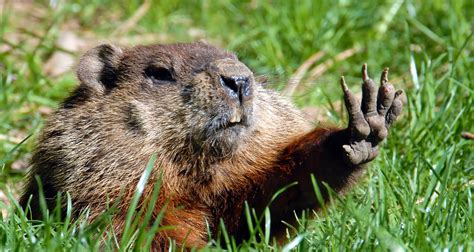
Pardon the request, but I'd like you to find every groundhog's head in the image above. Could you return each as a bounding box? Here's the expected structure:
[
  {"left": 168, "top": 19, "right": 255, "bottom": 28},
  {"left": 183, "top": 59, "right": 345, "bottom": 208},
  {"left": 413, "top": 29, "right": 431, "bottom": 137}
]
[{"left": 73, "top": 42, "right": 256, "bottom": 162}]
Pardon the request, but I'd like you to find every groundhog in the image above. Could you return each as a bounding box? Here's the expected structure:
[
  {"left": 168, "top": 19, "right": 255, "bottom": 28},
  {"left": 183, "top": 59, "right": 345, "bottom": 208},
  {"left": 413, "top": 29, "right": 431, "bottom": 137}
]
[{"left": 19, "top": 42, "right": 404, "bottom": 249}]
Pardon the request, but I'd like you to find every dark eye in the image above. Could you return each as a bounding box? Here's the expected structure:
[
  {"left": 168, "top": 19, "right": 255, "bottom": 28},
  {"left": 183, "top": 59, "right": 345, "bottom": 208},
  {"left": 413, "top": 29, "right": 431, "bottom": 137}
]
[{"left": 145, "top": 66, "right": 175, "bottom": 83}]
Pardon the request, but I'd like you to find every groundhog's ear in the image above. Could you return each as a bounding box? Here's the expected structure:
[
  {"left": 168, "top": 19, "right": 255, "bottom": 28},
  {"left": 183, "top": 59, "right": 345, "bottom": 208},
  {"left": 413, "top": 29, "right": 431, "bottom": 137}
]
[{"left": 77, "top": 44, "right": 123, "bottom": 94}]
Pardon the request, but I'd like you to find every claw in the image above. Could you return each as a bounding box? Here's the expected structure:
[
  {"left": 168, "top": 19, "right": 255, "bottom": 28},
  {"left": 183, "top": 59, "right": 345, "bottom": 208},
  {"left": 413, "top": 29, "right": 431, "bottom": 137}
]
[
  {"left": 342, "top": 144, "right": 353, "bottom": 156},
  {"left": 340, "top": 76, "right": 348, "bottom": 91},
  {"left": 395, "top": 89, "right": 404, "bottom": 98},
  {"left": 377, "top": 69, "right": 395, "bottom": 116},
  {"left": 386, "top": 89, "right": 404, "bottom": 126},
  {"left": 381, "top": 67, "right": 389, "bottom": 85},
  {"left": 342, "top": 144, "right": 359, "bottom": 165},
  {"left": 362, "top": 63, "right": 369, "bottom": 81},
  {"left": 341, "top": 75, "right": 370, "bottom": 139},
  {"left": 342, "top": 141, "right": 378, "bottom": 165},
  {"left": 361, "top": 64, "right": 378, "bottom": 116}
]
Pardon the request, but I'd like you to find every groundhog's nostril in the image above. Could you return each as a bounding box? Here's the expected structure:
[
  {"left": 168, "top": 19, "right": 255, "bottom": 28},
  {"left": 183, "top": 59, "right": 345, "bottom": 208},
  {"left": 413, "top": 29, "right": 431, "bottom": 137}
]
[{"left": 219, "top": 75, "right": 251, "bottom": 102}]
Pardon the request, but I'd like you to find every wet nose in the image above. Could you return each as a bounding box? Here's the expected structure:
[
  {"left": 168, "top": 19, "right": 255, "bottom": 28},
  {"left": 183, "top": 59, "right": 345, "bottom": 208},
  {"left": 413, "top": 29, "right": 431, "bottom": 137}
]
[
  {"left": 220, "top": 75, "right": 251, "bottom": 102},
  {"left": 210, "top": 58, "right": 254, "bottom": 104}
]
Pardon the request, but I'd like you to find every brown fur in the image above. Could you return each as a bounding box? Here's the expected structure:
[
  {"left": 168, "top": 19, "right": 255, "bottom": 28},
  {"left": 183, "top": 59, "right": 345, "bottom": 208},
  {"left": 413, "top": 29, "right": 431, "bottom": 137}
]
[{"left": 19, "top": 42, "right": 403, "bottom": 249}]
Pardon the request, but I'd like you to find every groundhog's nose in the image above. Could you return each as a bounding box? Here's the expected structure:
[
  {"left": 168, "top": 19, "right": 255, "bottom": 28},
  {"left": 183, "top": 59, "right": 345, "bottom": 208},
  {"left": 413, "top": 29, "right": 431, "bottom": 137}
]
[
  {"left": 211, "top": 58, "right": 254, "bottom": 104},
  {"left": 219, "top": 75, "right": 251, "bottom": 103}
]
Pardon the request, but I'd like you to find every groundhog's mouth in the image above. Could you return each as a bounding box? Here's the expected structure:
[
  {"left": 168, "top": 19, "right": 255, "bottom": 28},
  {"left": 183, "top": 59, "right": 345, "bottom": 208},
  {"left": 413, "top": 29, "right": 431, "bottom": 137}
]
[
  {"left": 224, "top": 121, "right": 246, "bottom": 130},
  {"left": 217, "top": 118, "right": 247, "bottom": 131},
  {"left": 195, "top": 114, "right": 249, "bottom": 157},
  {"left": 205, "top": 114, "right": 249, "bottom": 136},
  {"left": 203, "top": 105, "right": 253, "bottom": 137}
]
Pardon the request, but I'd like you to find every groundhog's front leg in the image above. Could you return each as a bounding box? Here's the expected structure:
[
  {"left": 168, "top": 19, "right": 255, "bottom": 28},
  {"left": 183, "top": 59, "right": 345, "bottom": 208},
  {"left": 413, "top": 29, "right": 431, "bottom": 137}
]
[
  {"left": 339, "top": 64, "right": 403, "bottom": 166},
  {"left": 278, "top": 64, "right": 404, "bottom": 194},
  {"left": 240, "top": 65, "right": 404, "bottom": 239}
]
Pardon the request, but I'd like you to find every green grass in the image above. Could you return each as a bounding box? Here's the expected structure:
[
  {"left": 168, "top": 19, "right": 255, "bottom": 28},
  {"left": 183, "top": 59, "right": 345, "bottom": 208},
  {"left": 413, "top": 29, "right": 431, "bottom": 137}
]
[{"left": 1, "top": 0, "right": 473, "bottom": 250}]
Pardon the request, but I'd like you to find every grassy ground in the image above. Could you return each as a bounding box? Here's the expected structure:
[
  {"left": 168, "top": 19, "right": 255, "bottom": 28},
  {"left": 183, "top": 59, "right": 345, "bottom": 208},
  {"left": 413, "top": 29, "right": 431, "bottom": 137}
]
[{"left": 0, "top": 0, "right": 473, "bottom": 251}]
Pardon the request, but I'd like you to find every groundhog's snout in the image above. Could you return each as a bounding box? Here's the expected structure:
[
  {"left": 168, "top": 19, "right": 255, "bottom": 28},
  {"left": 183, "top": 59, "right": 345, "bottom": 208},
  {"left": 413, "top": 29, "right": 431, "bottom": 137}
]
[
  {"left": 210, "top": 58, "right": 254, "bottom": 105},
  {"left": 219, "top": 75, "right": 251, "bottom": 104}
]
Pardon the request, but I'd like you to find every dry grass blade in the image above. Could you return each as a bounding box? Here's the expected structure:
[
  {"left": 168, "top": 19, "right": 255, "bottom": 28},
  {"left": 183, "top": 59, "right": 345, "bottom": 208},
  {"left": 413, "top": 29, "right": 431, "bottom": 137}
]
[
  {"left": 461, "top": 132, "right": 474, "bottom": 140},
  {"left": 111, "top": 0, "right": 152, "bottom": 37},
  {"left": 283, "top": 51, "right": 326, "bottom": 96},
  {"left": 44, "top": 31, "right": 85, "bottom": 76},
  {"left": 306, "top": 46, "right": 362, "bottom": 83},
  {"left": 0, "top": 134, "right": 24, "bottom": 145},
  {"left": 283, "top": 47, "right": 362, "bottom": 97}
]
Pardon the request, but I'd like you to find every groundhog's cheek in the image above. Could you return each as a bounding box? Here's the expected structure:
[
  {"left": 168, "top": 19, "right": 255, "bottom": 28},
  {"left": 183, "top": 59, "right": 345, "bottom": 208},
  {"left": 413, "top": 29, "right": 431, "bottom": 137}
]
[{"left": 186, "top": 93, "right": 226, "bottom": 120}]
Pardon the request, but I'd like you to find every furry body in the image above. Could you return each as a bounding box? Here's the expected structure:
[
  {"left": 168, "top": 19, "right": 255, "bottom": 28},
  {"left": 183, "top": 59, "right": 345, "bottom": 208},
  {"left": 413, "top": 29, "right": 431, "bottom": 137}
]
[{"left": 20, "top": 42, "right": 403, "bottom": 249}]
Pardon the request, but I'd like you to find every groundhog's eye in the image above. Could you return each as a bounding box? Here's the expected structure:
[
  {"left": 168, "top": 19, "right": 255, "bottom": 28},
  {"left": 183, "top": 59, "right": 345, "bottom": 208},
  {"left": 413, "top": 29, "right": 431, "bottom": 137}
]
[{"left": 145, "top": 66, "right": 175, "bottom": 83}]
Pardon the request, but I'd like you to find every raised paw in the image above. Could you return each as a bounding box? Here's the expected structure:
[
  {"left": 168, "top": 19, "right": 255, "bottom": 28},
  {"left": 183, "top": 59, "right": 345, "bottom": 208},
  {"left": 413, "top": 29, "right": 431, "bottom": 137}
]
[{"left": 340, "top": 64, "right": 404, "bottom": 165}]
